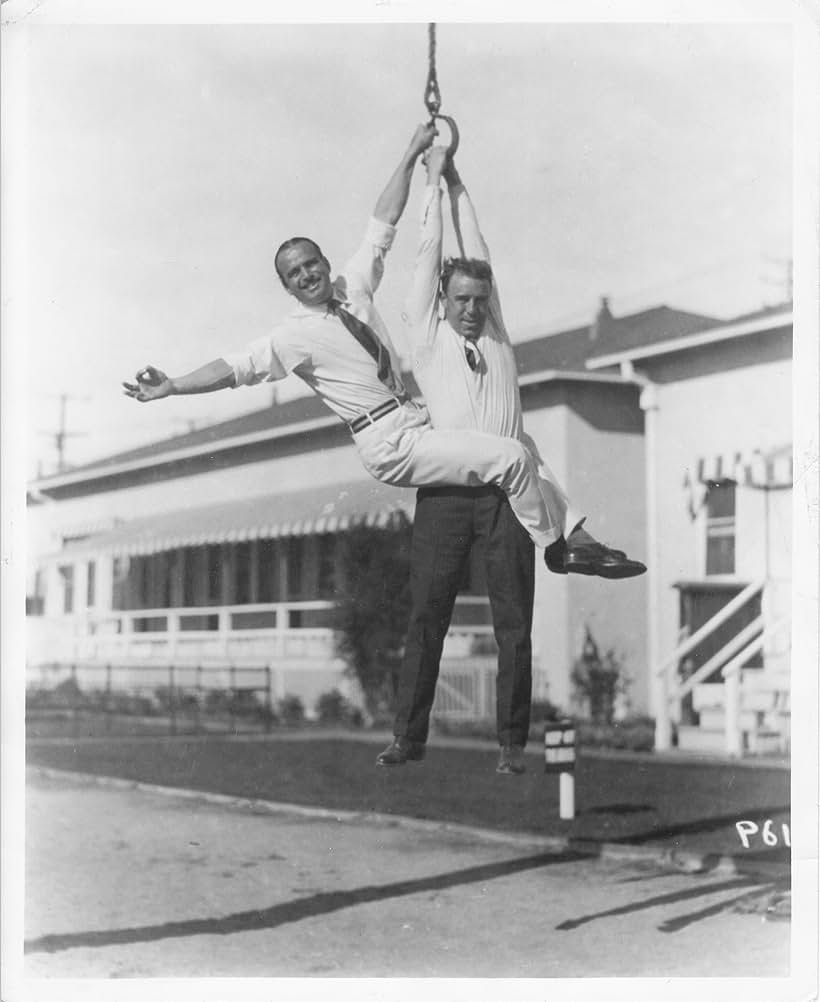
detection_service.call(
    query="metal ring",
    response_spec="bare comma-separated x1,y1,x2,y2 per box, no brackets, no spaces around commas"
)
433,114,460,157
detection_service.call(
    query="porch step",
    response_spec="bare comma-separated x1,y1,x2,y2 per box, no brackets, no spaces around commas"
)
696,706,763,732
692,677,789,714
676,725,726,753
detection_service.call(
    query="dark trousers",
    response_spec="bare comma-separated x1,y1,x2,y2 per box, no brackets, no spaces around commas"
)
393,485,535,747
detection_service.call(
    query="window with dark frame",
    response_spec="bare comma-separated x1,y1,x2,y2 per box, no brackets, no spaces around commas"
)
317,534,337,598
286,536,305,600
86,561,96,608
182,547,198,607
235,541,253,605
59,564,75,614
205,544,222,605
257,538,281,603
705,480,736,576
27,569,45,616
112,556,129,610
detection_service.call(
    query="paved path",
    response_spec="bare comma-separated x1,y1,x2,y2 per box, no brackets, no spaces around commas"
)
24,769,789,979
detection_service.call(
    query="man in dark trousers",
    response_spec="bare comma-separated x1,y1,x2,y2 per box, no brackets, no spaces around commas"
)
377,145,644,774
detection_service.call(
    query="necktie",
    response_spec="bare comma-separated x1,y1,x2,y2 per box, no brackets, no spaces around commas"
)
464,341,479,372
328,300,402,396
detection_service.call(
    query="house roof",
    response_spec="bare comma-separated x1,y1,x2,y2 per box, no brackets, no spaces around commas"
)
34,300,790,491
57,478,416,557
514,304,717,378
586,302,792,370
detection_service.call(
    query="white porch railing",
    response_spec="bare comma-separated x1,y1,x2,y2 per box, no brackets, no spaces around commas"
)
29,595,499,667
721,617,790,756
27,595,511,721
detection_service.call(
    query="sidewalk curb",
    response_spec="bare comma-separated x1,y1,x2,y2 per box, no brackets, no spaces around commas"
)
29,765,789,883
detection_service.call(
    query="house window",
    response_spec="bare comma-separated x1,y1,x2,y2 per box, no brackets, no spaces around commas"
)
286,537,305,600
235,542,253,605
112,557,130,609
86,561,96,608
136,556,152,608
158,552,173,608
27,570,46,616
58,565,75,614
205,545,222,605
182,548,198,606
317,534,337,598
705,481,736,576
257,539,281,603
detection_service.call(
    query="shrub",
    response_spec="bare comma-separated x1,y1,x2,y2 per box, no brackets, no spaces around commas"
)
334,522,413,718
278,694,305,725
529,698,565,724
571,626,630,725
315,689,364,728
577,715,656,752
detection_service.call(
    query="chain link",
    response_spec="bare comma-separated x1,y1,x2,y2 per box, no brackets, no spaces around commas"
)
424,22,441,118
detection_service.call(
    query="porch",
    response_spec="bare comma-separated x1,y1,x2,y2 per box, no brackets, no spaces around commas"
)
26,596,545,724
654,578,791,756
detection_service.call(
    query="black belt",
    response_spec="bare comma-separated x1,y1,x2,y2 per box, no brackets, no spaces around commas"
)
349,397,406,434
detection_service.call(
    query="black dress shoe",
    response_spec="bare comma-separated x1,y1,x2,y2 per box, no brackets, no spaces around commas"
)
564,540,646,579
544,536,568,575
376,737,426,767
496,744,526,775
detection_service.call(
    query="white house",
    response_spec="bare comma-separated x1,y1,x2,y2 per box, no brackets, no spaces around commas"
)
587,302,793,754
26,297,793,750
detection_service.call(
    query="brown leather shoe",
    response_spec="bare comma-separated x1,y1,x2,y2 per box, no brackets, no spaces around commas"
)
376,737,426,767
496,744,526,775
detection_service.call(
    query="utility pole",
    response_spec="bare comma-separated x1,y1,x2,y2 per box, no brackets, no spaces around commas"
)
38,393,89,474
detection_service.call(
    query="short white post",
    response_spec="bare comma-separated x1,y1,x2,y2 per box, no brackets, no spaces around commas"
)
559,772,575,820
545,719,576,820
724,667,742,757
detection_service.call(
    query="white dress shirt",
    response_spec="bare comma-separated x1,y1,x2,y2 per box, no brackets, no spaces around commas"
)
224,217,407,424
402,182,581,534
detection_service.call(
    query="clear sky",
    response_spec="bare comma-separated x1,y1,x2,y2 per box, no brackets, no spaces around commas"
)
9,11,794,476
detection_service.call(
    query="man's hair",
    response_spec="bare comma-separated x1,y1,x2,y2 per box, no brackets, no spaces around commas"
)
274,237,327,287
440,257,494,295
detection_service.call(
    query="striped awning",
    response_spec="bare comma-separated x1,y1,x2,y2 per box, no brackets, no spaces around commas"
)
694,445,793,489
59,479,416,557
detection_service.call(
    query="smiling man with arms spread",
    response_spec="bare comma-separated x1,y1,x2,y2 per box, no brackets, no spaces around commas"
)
124,124,643,573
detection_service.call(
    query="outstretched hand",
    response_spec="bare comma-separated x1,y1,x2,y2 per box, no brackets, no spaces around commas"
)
122,365,173,402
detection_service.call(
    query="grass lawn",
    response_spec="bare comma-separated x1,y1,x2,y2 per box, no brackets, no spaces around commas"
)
26,727,790,866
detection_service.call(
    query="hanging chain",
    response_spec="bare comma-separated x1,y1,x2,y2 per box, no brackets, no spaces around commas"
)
422,22,459,157
423,23,442,119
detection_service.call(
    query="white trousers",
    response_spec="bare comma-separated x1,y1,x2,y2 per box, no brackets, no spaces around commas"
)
353,402,583,549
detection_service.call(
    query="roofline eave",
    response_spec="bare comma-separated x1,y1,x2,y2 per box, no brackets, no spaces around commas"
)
29,414,340,493
585,310,793,370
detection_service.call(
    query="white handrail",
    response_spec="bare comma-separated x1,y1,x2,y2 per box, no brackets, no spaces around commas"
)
722,617,790,757
654,579,764,678
674,615,763,702
721,617,790,679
